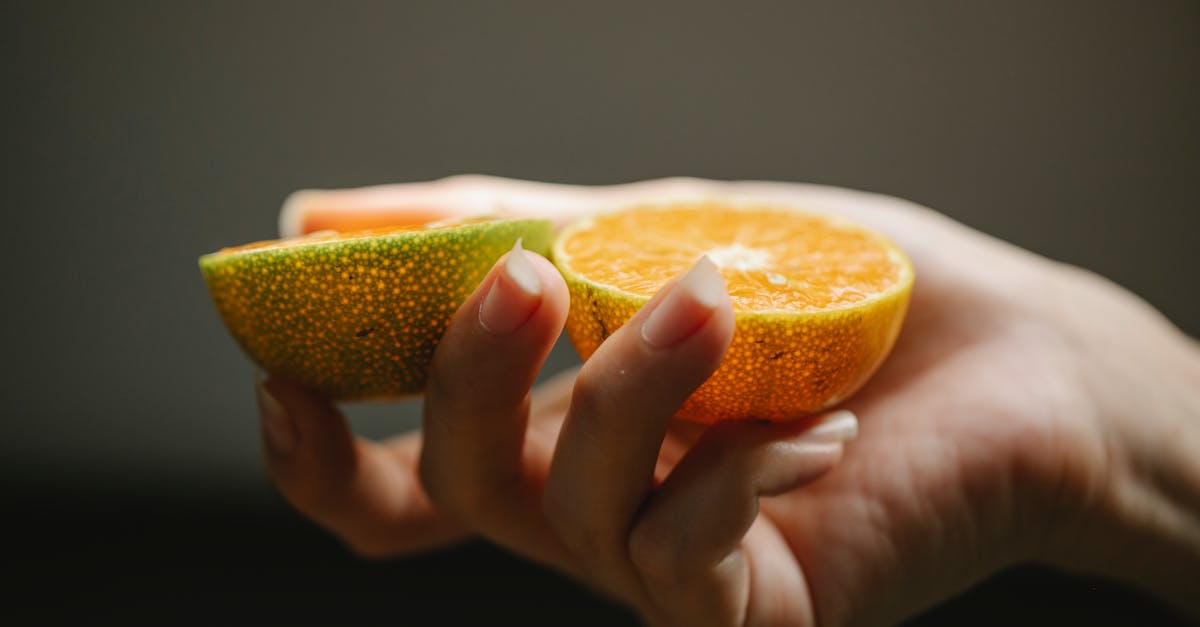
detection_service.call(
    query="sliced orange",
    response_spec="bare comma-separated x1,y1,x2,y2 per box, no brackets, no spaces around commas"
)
553,202,913,423
200,218,554,400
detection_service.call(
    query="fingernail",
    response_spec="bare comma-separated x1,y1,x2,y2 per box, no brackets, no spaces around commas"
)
798,409,859,444
479,238,542,334
641,256,726,348
257,378,297,455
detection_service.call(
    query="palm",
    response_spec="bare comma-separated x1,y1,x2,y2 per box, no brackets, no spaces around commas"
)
748,228,1104,625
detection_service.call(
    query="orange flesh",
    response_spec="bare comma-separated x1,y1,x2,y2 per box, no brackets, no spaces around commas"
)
301,205,457,235
561,206,906,312
554,202,913,422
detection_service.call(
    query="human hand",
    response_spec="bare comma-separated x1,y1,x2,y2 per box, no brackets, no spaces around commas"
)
257,176,1200,625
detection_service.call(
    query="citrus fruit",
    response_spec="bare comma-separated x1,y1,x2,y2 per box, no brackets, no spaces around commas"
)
200,218,553,400
552,202,913,423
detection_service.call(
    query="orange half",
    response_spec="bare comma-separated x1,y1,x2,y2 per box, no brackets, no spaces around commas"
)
200,218,554,400
553,202,913,422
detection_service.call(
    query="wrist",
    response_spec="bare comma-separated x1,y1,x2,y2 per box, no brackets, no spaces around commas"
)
1051,322,1200,617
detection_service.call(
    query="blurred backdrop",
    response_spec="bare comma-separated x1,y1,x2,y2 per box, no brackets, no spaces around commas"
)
2,1,1197,625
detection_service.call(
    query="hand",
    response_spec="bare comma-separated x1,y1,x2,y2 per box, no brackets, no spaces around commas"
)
256,176,1200,625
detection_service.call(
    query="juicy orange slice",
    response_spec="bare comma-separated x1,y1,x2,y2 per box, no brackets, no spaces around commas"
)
553,202,913,423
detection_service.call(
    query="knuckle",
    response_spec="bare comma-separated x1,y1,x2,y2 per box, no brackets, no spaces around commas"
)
438,173,500,190
642,176,717,197
416,452,451,509
541,489,602,557
419,452,517,526
628,521,686,584
428,316,475,379
540,487,570,528
424,352,486,422
453,483,509,522
424,353,459,407
658,175,707,189
567,366,609,419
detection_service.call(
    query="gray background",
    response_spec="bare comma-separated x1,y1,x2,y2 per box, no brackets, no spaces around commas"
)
2,1,1197,625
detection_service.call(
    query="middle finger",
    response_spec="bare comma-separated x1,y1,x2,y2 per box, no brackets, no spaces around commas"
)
420,242,568,561
543,257,734,596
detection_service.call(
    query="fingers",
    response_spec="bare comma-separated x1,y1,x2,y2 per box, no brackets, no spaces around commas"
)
257,376,465,557
419,241,570,560
543,257,735,594
629,411,857,627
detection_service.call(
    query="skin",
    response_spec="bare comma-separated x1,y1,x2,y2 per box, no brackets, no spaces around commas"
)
256,176,1200,626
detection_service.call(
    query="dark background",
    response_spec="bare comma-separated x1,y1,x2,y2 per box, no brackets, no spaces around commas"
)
2,1,1197,625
